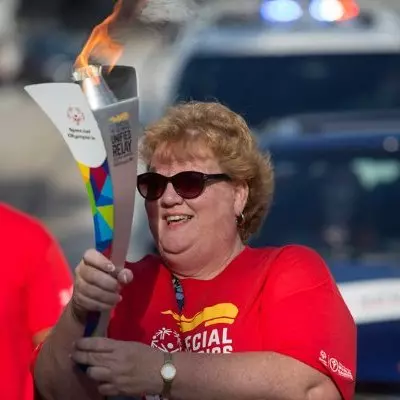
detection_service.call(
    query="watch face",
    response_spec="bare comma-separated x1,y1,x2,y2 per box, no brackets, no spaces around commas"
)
161,363,177,382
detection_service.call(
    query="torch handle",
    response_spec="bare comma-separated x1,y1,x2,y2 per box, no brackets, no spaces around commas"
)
78,223,114,372
84,312,101,337
76,159,115,371
78,259,111,373
79,285,105,372
79,265,102,373
78,313,100,372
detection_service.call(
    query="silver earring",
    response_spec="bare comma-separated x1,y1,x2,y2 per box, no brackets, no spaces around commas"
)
236,212,245,226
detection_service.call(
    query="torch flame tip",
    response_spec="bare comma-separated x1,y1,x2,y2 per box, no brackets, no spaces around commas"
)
74,0,147,80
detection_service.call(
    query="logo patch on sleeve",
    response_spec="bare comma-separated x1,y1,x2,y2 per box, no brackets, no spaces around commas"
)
319,350,354,381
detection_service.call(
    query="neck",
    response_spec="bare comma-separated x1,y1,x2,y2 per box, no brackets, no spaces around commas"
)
163,237,245,280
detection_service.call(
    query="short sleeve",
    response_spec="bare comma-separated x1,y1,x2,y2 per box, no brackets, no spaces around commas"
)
26,228,73,337
261,245,356,400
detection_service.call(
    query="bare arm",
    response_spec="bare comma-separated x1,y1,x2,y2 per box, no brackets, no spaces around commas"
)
71,338,341,400
34,303,102,400
170,351,340,400
34,249,133,400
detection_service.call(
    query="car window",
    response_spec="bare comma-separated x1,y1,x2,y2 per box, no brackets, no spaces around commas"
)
249,149,400,262
173,53,400,128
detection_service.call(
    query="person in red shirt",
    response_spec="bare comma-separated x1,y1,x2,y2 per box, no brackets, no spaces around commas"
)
108,244,355,399
0,203,73,400
33,102,356,400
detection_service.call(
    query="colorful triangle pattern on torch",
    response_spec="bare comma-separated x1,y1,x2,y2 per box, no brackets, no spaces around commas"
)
78,160,114,258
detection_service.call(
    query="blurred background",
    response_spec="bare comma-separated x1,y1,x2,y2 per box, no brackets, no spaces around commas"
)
1,0,400,397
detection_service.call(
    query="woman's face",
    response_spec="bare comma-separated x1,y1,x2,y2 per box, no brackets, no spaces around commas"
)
145,152,248,261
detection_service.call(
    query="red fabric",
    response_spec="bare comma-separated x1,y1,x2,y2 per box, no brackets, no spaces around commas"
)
109,245,356,400
0,203,73,400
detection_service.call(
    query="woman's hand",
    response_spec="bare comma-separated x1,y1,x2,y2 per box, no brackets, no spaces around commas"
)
71,337,163,397
71,249,133,322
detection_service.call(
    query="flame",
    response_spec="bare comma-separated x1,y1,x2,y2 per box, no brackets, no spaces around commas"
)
74,0,147,75
74,0,123,74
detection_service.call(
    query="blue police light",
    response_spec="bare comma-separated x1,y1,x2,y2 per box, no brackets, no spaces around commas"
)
260,0,304,23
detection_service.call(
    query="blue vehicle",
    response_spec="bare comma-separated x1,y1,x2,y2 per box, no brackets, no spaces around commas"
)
249,125,400,393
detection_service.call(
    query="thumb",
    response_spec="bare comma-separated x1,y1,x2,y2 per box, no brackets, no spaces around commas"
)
117,268,133,285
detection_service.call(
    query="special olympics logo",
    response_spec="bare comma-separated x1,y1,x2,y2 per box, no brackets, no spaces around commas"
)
151,328,182,353
67,106,85,126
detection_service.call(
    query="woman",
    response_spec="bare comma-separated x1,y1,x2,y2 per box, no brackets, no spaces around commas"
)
34,102,356,400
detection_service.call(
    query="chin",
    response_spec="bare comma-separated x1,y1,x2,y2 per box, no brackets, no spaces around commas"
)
159,240,193,257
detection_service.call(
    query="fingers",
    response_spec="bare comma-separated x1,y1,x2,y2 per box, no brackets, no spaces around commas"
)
72,249,133,315
77,265,120,293
72,349,106,366
117,268,133,285
75,338,115,352
72,289,121,312
98,383,118,397
87,366,112,382
80,282,121,305
80,249,133,287
82,249,116,274
72,339,115,371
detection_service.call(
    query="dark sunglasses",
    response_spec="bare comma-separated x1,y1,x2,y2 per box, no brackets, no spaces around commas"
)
137,171,232,201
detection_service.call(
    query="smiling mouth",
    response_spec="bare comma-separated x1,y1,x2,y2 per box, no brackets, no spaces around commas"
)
166,216,193,225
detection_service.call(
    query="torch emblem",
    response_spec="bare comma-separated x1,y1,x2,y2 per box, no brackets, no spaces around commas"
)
67,106,85,126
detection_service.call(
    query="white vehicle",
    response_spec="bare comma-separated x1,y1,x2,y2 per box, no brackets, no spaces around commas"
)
141,0,400,131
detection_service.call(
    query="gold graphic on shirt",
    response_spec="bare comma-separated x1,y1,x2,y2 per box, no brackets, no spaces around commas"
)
161,303,238,333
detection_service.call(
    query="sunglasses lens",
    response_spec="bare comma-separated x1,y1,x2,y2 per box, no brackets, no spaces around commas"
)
173,172,205,199
137,173,166,200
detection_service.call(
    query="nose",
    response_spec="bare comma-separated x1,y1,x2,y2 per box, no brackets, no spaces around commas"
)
160,182,183,207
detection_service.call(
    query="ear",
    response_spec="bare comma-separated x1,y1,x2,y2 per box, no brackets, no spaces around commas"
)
233,181,249,216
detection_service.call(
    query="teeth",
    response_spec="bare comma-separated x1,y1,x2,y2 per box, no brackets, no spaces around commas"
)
166,215,192,224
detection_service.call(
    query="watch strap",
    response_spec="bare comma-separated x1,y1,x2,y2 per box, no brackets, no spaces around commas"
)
164,352,173,364
161,352,174,399
161,380,172,399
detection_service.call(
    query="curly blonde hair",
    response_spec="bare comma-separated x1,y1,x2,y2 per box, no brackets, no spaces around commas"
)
140,101,274,242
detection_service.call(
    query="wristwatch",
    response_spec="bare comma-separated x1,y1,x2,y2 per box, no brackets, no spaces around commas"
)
160,352,177,399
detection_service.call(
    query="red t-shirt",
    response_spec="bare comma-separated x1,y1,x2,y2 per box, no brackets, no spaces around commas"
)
0,203,73,400
109,245,356,400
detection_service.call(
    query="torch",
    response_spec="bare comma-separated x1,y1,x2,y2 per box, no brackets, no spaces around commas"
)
24,0,147,354
25,63,140,339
